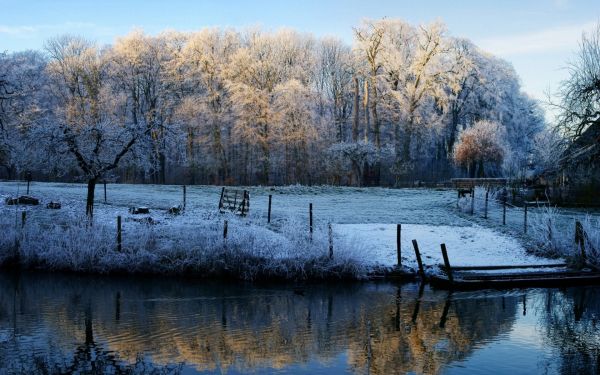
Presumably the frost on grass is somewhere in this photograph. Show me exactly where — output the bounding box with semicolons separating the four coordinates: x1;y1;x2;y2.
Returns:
457;186;502;215
0;213;369;281
582;216;600;268
529;206;600;267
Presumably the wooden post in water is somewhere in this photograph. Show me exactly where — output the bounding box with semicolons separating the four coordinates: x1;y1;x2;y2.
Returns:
116;216;122;252
440;243;453;284
21;211;26;228
309;203;313;236
484;190;489;219
183;185;186;211
103;181;107;203
412;240;425;279
328;223;333;259
267;194;272;223
524;202;528;234
396;224;401;268
223;220;228;240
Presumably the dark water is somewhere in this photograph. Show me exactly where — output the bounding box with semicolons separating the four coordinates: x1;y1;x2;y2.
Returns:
0;273;599;374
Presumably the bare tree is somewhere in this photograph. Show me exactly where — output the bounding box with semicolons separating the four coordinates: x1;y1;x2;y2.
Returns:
555;23;600;167
45;36;150;218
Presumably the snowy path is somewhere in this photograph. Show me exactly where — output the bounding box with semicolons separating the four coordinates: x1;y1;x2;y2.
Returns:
335;224;560;272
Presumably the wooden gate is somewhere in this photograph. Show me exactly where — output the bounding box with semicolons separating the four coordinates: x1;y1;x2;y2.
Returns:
218;187;250;216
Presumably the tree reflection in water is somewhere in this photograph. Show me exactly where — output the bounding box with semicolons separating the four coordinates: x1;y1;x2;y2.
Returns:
539;287;600;374
0;272;597;374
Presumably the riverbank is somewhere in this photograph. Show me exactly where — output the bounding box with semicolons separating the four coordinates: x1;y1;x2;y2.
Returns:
1;181;590;281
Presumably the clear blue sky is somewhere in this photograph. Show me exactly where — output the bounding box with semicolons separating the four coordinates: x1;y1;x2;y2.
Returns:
1;0;599;117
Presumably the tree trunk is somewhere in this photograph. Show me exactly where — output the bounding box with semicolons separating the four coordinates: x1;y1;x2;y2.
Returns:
363;80;370;142
86;178;97;219
370;76;380;150
352;77;360;142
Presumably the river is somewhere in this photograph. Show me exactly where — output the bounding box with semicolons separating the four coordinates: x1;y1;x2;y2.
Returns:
0;272;598;374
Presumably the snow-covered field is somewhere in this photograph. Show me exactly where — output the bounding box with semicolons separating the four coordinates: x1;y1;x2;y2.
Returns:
334;223;557;272
1;180;594;278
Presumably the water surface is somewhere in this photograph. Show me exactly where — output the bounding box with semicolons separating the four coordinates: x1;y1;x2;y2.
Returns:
0;272;598;374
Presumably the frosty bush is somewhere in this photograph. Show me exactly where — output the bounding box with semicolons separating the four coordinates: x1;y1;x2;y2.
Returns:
529;206;574;259
0;211;369;281
581;216;600;268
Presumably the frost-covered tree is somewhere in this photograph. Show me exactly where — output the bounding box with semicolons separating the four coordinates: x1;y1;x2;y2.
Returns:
555;23;600;168
0;20;550;187
0;51;48;178
44;36;152;217
453;120;506;177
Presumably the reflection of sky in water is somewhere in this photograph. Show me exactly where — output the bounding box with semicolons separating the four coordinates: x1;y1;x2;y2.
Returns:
0;273;598;374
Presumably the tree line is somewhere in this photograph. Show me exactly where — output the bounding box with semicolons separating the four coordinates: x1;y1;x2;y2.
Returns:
0;19;549;195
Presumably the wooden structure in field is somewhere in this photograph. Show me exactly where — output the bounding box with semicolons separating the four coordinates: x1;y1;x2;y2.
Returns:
451;178;508;197
218;187;250;216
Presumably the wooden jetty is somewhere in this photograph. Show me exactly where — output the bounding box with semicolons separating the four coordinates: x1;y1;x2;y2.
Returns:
426;243;600;290
430;268;600;290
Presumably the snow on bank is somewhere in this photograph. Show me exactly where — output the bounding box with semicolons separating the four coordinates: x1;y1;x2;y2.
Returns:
335;224;560;273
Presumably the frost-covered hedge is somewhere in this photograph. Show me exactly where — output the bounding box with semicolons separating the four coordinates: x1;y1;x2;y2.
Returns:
0;212;369;281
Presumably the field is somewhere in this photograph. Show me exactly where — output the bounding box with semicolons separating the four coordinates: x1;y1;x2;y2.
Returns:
0;181;598;279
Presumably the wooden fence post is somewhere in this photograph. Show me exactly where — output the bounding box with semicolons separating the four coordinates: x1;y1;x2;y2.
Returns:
268;194;272;224
183;185;186;211
484;190;489;219
470;186;475;215
223;220;228;240
328;223;333;259
117;216;122;252
412;239;425;279
575;220;586;263
309;203;313;236
26;172;31;195
502;191;507;225
440;243;453;284
524;202;528;234
396;224;401;268
104;181;107;203
218;187;225;210
21;211;26;228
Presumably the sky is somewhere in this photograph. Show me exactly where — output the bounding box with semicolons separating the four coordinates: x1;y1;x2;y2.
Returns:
1;0;599;120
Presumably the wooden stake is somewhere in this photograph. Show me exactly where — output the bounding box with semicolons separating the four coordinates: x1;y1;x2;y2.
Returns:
470;186;475;215
412;239;425;279
502;192;506;225
26;172;31;195
117;216;122;252
524;202;528;234
183;185;186;211
218;187;225;210
396;224;401;268
21;211;26;228
104;181;107;203
328;223;333;259
441;243;453;284
268;194;272;224
575;220;586;263
309;203;313;235
223;220;228;239
484;190;489;219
